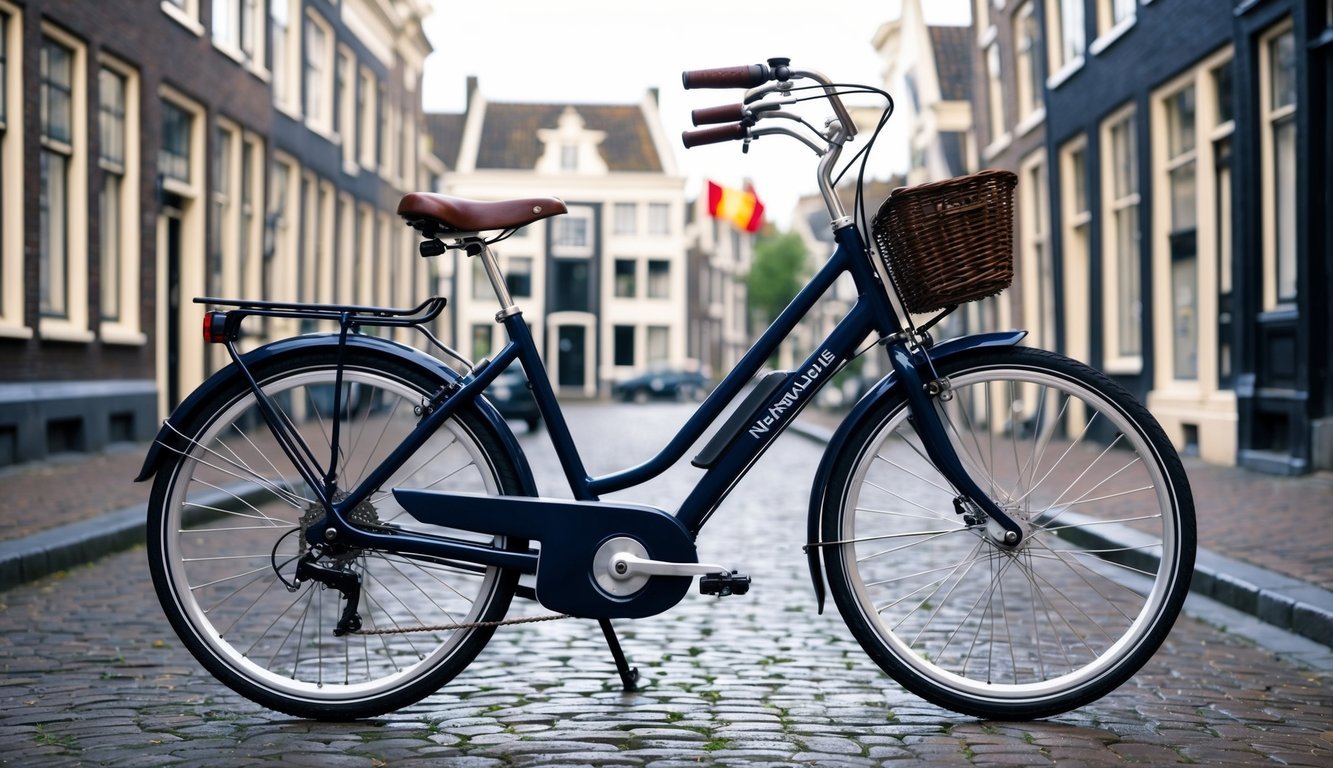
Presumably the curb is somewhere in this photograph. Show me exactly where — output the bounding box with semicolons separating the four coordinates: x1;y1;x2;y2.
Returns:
785;420;1333;651
0;503;147;590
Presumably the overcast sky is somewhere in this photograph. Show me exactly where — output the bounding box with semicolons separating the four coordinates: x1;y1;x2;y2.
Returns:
420;1;971;227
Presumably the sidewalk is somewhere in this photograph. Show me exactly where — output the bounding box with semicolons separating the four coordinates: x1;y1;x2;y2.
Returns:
2;417;1331;651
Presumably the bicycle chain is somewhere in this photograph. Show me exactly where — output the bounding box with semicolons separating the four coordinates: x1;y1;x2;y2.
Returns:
349;612;571;635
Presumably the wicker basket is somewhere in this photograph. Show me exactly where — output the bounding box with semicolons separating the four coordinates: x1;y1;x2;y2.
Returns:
871;169;1017;314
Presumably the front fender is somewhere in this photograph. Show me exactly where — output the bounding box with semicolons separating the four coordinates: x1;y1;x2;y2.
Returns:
135;333;537;497
804;330;1027;611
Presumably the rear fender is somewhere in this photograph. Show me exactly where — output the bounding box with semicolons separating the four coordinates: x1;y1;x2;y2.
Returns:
804;331;1026;611
134;333;536;496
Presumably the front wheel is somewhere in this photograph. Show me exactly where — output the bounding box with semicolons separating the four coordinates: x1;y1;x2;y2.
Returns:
147;346;528;720
821;347;1195;719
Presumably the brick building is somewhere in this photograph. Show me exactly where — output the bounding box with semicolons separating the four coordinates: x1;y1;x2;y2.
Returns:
0;0;433;466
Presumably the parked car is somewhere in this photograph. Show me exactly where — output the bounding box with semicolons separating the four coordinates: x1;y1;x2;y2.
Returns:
486;363;541;432
614;363;709;403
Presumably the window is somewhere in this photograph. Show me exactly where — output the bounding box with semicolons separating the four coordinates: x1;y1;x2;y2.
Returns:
1093;0;1135;51
614;202;636;235
614;258;636;297
647;260;670;299
401;91;416;184
551;260;591;312
210;123;236;299
357;204;375;306
212;0;260;64
472;324;492;359
1060;136;1092;363
471;257;491;300
647;326;669;364
358;67;377;169
506;256;532;298
268;155;299;305
552;207;594;256
162;0;201;30
99;65;132;326
1019;153;1053;349
337;47;356;169
1046;0;1085;83
647;203;671;236
985;42;1006;145
378;82;392;174
160;100;192;184
1164;84;1197;380
1213;59;1234;388
0;4;22;335
613;325;635;366
1102;106;1141;368
560;144;578;172
1013;1;1044;128
304;11;333;133
267;0;297;114
1261;22;1297;308
40;36;75;320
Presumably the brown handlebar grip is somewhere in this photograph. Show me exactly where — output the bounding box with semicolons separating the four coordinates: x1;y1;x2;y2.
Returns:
692;103;745;126
681;64;771;90
681;122;748;148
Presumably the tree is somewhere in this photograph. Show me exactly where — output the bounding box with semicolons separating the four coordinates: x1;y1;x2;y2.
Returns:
745;230;809;325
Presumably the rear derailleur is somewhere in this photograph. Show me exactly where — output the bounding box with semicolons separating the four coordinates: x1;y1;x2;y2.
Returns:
289;548;363;636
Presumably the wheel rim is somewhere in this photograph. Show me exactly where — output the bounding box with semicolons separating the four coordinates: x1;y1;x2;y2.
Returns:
837;364;1184;703
157;366;509;704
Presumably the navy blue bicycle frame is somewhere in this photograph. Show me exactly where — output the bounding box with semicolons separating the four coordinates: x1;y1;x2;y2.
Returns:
306;219;1017;571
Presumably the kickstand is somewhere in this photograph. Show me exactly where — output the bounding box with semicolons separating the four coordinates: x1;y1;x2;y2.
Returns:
598;618;639;692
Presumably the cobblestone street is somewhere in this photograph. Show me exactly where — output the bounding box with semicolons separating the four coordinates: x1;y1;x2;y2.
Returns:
2;402;1331;766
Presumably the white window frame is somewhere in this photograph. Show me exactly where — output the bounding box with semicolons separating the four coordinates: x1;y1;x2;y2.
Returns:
1019;151;1053;349
161;0;204;36
551;205;595;257
303;9;334;136
1046;0;1086;88
98;56;143;344
211;0;264;71
38;25;92;342
0;1;27;338
1259;19;1298;311
1013;1;1045;135
1090;0;1136;55
614;202;637;235
337;46;357;172
271;0;300;116
1100;103;1142;373
647;203;671;236
358;67;378;170
1060;134;1092;365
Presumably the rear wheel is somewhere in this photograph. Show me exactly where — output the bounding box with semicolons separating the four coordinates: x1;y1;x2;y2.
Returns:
147;347;527;719
822;348;1195;719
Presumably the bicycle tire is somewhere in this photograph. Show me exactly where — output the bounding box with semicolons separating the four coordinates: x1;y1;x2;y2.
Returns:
147;344;528;720
821;347;1195;719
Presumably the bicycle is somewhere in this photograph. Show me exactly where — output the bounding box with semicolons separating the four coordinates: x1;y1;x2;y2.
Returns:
137;58;1195;722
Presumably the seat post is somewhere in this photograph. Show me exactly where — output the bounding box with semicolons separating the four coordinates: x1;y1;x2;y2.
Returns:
468;240;519;319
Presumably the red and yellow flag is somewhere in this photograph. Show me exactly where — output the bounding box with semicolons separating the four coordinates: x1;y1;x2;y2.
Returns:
707;180;764;234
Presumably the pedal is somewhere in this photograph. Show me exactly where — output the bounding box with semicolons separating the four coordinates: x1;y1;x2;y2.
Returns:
699;570;751;597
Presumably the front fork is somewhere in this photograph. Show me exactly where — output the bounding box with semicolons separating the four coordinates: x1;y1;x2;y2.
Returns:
885;336;1024;546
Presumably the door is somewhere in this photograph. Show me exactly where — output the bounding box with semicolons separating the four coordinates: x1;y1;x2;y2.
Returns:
557;326;586;389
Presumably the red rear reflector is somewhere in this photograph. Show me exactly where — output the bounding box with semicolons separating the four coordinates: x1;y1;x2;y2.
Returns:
203;311;230;343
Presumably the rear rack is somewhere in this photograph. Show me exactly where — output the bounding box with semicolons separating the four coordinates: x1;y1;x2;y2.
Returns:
195;296;448;328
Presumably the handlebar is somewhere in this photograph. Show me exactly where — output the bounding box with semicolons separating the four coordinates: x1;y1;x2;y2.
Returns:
679;58;870;227
681;63;776;90
681;122;748;148
691;103;745;126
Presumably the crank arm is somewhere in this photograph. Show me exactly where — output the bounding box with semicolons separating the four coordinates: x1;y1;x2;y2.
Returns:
609;552;728;579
